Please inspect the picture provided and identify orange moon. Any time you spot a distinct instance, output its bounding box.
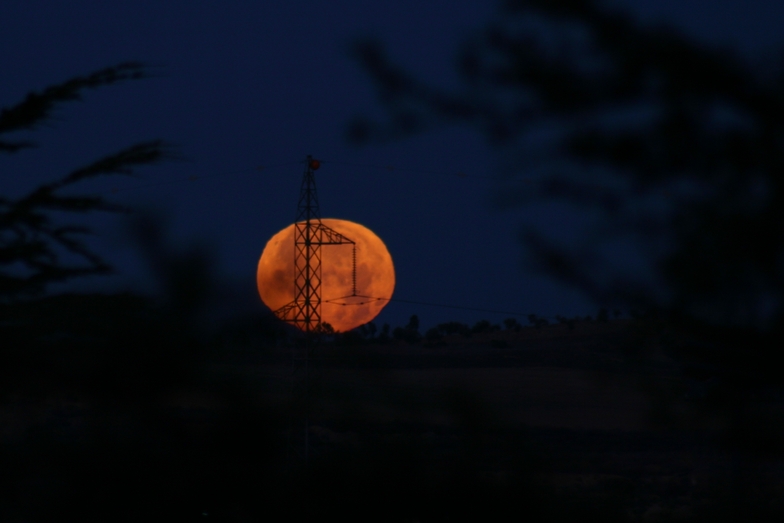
[257,219,395,332]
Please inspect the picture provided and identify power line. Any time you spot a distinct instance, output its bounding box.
[319,159,497,181]
[77,155,632,199]
[79,158,609,325]
[326,294,594,323]
[90,162,302,196]
[383,297,535,318]
[86,157,518,196]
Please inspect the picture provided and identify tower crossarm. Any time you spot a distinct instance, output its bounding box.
[307,222,355,246]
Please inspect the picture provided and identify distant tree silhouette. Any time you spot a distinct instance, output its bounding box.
[503,317,521,331]
[379,322,391,342]
[335,328,364,345]
[393,314,422,343]
[315,321,335,335]
[435,320,471,337]
[424,326,443,342]
[0,62,171,301]
[527,313,549,329]
[361,320,377,339]
[470,319,489,333]
[471,319,499,334]
[555,314,576,330]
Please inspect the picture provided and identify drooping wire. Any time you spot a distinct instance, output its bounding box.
[352,244,357,296]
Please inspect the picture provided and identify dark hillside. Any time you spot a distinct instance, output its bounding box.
[3,300,783,521]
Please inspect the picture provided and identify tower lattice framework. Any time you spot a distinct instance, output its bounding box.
[273,155,354,332]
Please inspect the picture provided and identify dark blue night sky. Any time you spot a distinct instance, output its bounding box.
[2,0,783,330]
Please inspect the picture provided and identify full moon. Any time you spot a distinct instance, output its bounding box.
[257,219,395,332]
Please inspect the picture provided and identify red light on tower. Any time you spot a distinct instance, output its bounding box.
[309,158,321,170]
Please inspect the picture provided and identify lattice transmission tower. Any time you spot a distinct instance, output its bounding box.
[273,155,355,332]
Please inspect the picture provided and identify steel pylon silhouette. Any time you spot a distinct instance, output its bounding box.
[273,155,354,332]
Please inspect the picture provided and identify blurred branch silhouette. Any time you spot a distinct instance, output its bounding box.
[0,64,288,520]
[0,63,172,300]
[350,0,784,390]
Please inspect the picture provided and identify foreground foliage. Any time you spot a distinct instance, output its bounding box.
[0,63,170,299]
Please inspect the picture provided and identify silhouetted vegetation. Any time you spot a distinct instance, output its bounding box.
[503,317,522,331]
[470,318,501,334]
[379,322,391,342]
[6,0,784,517]
[392,313,422,344]
[435,320,472,337]
[527,313,550,329]
[0,63,171,301]
[555,314,577,330]
[351,0,784,519]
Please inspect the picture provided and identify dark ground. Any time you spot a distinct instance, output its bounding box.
[216,319,784,521]
[2,300,783,521]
